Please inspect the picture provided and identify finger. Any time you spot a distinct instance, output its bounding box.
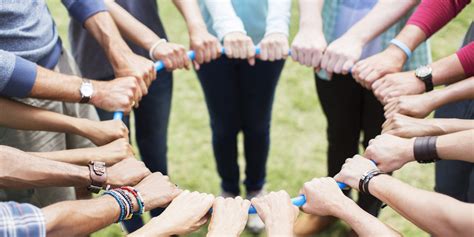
[195,48,205,65]
[291,45,300,63]
[333,57,346,74]
[341,60,354,75]
[364,70,383,90]
[247,42,255,66]
[193,61,201,71]
[304,49,313,67]
[325,54,338,74]
[260,43,268,61]
[268,42,276,62]
[204,42,212,63]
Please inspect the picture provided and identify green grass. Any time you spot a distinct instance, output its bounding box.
[47,1,473,236]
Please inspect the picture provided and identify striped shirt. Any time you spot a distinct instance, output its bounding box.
[0,202,45,237]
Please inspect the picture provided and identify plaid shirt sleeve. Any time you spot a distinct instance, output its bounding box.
[0,202,46,237]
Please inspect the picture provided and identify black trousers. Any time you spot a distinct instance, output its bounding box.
[315,73,385,216]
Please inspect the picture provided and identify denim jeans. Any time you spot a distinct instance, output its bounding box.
[196,57,285,195]
[96,70,172,232]
[434,100,474,202]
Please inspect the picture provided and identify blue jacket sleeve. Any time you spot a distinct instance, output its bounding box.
[0,50,37,98]
[62,0,107,25]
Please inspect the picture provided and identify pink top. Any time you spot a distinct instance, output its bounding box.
[407,0,473,77]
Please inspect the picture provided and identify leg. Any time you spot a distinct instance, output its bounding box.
[434,100,474,202]
[196,57,242,196]
[316,74,362,179]
[359,85,386,216]
[239,59,285,192]
[295,73,363,236]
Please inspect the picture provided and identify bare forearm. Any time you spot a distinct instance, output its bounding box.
[0,97,87,135]
[298,0,324,31]
[371,175,474,237]
[343,0,417,45]
[30,148,97,165]
[44,195,120,237]
[84,11,134,69]
[29,66,82,102]
[104,0,160,51]
[431,78,474,109]
[431,54,467,86]
[437,129,474,162]
[430,118,474,135]
[335,198,400,237]
[0,146,90,188]
[173,0,208,34]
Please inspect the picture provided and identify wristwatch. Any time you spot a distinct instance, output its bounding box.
[79,79,94,103]
[87,161,107,193]
[415,65,434,92]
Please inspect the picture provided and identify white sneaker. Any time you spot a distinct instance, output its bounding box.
[246,190,266,234]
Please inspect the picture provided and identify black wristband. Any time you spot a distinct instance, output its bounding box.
[359,169,381,194]
[414,136,440,163]
[363,171,384,195]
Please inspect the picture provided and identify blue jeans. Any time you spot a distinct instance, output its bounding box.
[196,57,285,195]
[96,70,172,232]
[434,99,474,202]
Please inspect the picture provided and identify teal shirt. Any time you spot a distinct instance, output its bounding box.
[199,0,268,44]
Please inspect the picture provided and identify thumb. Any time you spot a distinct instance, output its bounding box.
[193,61,200,71]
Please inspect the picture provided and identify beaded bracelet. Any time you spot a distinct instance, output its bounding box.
[116,189,134,220]
[121,186,145,215]
[104,190,127,222]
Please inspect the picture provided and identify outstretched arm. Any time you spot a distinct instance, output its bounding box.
[103,0,190,70]
[336,156,474,237]
[321,0,418,75]
[0,98,128,146]
[300,178,400,237]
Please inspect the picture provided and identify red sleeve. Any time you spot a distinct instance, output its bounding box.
[407,0,471,38]
[456,42,474,77]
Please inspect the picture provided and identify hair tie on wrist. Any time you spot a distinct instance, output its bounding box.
[149,39,168,61]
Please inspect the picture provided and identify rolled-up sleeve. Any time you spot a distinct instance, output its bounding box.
[456,42,474,77]
[62,0,107,25]
[0,50,37,98]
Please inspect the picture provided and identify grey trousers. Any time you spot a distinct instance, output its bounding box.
[0,49,99,207]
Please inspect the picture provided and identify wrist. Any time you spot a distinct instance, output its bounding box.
[334,198,359,219]
[207,230,239,237]
[188,21,208,35]
[78,166,92,188]
[89,80,105,107]
[106,41,134,70]
[385,44,408,64]
[403,138,417,164]
[265,220,294,236]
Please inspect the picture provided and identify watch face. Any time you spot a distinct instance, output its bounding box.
[415,65,432,78]
[80,84,93,97]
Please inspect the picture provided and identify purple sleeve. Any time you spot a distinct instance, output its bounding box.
[0,50,37,98]
[62,0,108,25]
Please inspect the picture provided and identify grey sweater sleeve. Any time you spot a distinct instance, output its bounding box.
[0,50,37,98]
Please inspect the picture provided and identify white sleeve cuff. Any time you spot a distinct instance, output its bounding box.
[203,0,247,41]
[265,0,291,37]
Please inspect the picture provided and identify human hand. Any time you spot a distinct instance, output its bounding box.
[78,119,128,146]
[382,113,444,138]
[207,197,250,237]
[107,158,151,187]
[134,172,181,211]
[364,134,414,172]
[93,138,134,165]
[320,35,363,77]
[251,191,299,236]
[152,41,191,71]
[91,77,140,113]
[300,177,351,217]
[130,191,214,237]
[352,46,406,89]
[112,52,157,102]
[223,32,256,65]
[259,33,289,61]
[291,29,327,70]
[189,28,222,70]
[384,93,435,119]
[334,155,378,191]
[372,70,425,105]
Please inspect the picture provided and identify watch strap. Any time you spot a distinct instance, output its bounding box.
[87,161,107,193]
[423,74,434,92]
[79,79,92,104]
